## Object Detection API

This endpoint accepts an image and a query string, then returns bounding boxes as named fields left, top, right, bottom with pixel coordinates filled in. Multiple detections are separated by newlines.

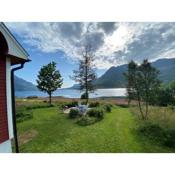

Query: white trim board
left=6, top=58, right=13, bottom=139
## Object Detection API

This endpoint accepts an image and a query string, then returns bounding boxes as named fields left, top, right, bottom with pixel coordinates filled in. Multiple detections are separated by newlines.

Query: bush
left=69, top=109, right=80, bottom=119
left=163, top=129, right=175, bottom=147
left=116, top=104, right=129, bottom=108
left=139, top=123, right=175, bottom=148
left=26, top=104, right=54, bottom=110
left=139, top=123, right=164, bottom=141
left=16, top=111, right=33, bottom=123
left=62, top=101, right=78, bottom=108
left=26, top=96, right=38, bottom=99
left=87, top=108, right=104, bottom=119
left=168, top=105, right=175, bottom=111
left=77, top=116, right=97, bottom=126
left=103, top=104, right=112, bottom=112
left=89, top=101, right=100, bottom=108
left=81, top=101, right=87, bottom=105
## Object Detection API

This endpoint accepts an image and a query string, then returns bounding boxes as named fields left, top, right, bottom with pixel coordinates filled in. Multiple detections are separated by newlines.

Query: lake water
left=15, top=88, right=127, bottom=98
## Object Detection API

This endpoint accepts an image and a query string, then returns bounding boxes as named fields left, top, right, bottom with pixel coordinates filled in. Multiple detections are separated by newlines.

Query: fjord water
left=15, top=88, right=127, bottom=98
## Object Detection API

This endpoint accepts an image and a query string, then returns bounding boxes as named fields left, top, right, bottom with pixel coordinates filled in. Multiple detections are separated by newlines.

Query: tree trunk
left=137, top=96, right=145, bottom=120
left=49, top=93, right=52, bottom=106
left=85, top=57, right=88, bottom=105
left=86, top=91, right=88, bottom=105
left=145, top=101, right=148, bottom=120
left=128, top=98, right=131, bottom=106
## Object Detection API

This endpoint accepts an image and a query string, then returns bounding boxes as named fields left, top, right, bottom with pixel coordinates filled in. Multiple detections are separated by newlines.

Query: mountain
left=152, top=58, right=175, bottom=84
left=94, top=58, right=175, bottom=88
left=69, top=84, right=81, bottom=89
left=14, top=76, right=37, bottom=91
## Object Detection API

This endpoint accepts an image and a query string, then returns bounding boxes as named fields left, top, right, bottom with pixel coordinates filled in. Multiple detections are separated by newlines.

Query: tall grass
left=130, top=105, right=175, bottom=129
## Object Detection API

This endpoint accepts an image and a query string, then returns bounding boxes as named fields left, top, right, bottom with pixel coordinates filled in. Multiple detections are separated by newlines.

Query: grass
left=16, top=101, right=175, bottom=153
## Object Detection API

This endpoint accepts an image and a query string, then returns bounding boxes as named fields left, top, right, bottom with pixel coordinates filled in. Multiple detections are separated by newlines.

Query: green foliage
left=124, top=59, right=161, bottom=119
left=139, top=123, right=175, bottom=148
left=103, top=104, right=112, bottom=112
left=163, top=129, right=175, bottom=147
left=116, top=104, right=129, bottom=108
left=168, top=105, right=175, bottom=111
left=36, top=61, right=63, bottom=104
left=89, top=101, right=100, bottom=108
left=157, top=87, right=174, bottom=106
left=16, top=102, right=175, bottom=152
left=150, top=81, right=175, bottom=106
left=139, top=124, right=164, bottom=141
left=16, top=111, right=33, bottom=123
left=62, top=101, right=78, bottom=108
left=81, top=101, right=87, bottom=105
left=76, top=116, right=97, bottom=126
left=71, top=45, right=97, bottom=104
left=26, top=104, right=54, bottom=110
left=81, top=92, right=89, bottom=100
left=87, top=108, right=104, bottom=119
left=26, top=96, right=38, bottom=99
left=69, top=109, right=80, bottom=119
left=123, top=60, right=138, bottom=102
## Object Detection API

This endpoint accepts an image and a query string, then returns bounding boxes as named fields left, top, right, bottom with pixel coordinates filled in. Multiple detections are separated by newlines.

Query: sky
left=6, top=22, right=175, bottom=88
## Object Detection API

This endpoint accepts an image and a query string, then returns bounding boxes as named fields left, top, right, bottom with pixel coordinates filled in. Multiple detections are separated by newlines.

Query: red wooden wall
left=0, top=57, right=9, bottom=143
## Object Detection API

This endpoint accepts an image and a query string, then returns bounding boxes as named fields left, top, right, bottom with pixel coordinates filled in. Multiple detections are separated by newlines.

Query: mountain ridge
left=94, top=58, right=175, bottom=88
left=15, top=58, right=175, bottom=91
left=14, top=75, right=37, bottom=91
left=70, top=58, right=175, bottom=89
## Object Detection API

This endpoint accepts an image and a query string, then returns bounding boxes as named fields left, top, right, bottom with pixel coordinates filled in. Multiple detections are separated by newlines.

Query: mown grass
left=16, top=100, right=175, bottom=153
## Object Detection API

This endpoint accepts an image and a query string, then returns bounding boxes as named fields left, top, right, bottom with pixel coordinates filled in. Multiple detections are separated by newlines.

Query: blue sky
left=13, top=42, right=105, bottom=88
left=8, top=25, right=106, bottom=88
left=6, top=22, right=175, bottom=87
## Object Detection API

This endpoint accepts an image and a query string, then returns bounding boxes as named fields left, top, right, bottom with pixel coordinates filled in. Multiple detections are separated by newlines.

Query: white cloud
left=6, top=22, right=175, bottom=69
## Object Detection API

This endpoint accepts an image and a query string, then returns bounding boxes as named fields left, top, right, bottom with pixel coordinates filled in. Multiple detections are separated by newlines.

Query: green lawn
left=17, top=106, right=175, bottom=153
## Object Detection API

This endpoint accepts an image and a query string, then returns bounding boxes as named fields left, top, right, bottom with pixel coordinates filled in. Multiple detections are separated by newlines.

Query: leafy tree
left=154, top=81, right=175, bottom=106
left=123, top=60, right=138, bottom=105
left=71, top=45, right=97, bottom=104
left=138, top=60, right=160, bottom=119
left=36, top=61, right=63, bottom=105
left=124, top=59, right=160, bottom=120
left=170, top=80, right=175, bottom=105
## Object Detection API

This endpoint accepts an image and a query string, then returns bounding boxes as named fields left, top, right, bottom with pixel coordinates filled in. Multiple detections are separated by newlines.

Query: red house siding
left=0, top=57, right=9, bottom=143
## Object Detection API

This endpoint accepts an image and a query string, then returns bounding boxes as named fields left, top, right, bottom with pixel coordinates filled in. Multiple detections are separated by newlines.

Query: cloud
left=6, top=22, right=175, bottom=69
left=97, top=22, right=117, bottom=34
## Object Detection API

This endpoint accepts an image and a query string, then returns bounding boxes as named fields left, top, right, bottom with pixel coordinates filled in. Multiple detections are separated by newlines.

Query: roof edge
left=0, top=22, right=29, bottom=57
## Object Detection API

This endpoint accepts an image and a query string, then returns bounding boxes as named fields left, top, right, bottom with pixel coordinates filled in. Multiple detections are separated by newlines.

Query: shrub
left=116, top=104, right=129, bottom=108
left=16, top=111, right=33, bottom=123
left=163, top=129, right=175, bottom=147
left=26, top=96, right=38, bottom=99
left=69, top=109, right=80, bottom=119
left=81, top=101, right=87, bottom=105
left=103, top=104, right=112, bottom=112
left=77, top=116, right=97, bottom=126
left=168, top=105, right=175, bottom=111
left=89, top=101, right=100, bottom=108
left=87, top=108, right=104, bottom=119
left=26, top=104, right=54, bottom=110
left=63, top=101, right=78, bottom=108
left=139, top=123, right=175, bottom=148
left=138, top=123, right=164, bottom=141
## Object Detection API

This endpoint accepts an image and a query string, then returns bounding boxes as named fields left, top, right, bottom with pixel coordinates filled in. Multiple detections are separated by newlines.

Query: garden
left=15, top=98, right=175, bottom=153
